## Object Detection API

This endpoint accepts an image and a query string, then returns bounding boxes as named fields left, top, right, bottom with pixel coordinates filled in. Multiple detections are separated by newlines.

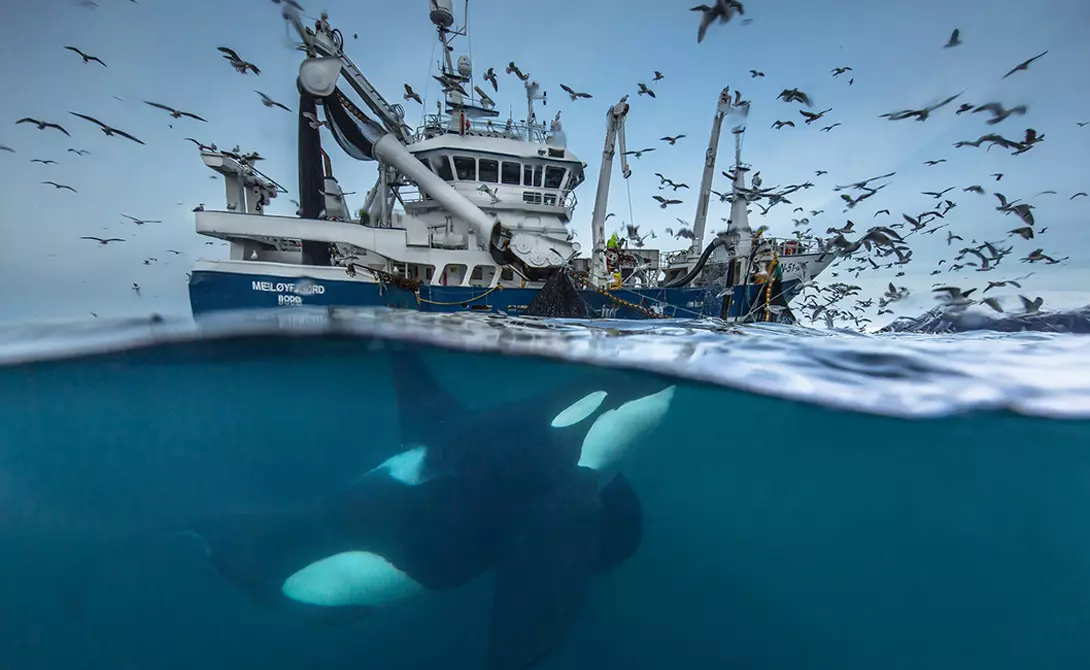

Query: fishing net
left=525, top=271, right=590, bottom=318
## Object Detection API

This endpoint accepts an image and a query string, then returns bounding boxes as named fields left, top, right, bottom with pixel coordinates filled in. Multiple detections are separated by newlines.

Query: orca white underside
left=573, top=386, right=677, bottom=477
left=281, top=550, right=425, bottom=607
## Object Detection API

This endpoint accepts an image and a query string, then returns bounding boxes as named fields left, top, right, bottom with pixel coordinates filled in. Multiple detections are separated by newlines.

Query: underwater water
left=1, top=308, right=1089, bottom=670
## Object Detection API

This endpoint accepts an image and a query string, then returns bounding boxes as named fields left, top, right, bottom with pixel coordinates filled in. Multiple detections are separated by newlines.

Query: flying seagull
left=218, top=47, right=261, bottom=75
left=42, top=181, right=76, bottom=192
left=144, top=101, right=207, bottom=122
left=255, top=91, right=291, bottom=111
left=64, top=46, right=106, bottom=66
left=69, top=112, right=145, bottom=144
left=16, top=118, right=70, bottom=136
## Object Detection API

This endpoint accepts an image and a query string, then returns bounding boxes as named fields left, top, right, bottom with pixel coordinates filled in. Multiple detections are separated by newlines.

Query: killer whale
left=71, top=349, right=677, bottom=669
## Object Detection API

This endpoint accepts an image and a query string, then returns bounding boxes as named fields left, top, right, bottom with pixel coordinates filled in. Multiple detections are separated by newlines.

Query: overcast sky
left=1, top=0, right=1088, bottom=325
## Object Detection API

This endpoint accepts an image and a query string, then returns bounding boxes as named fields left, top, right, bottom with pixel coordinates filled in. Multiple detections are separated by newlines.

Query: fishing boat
left=187, top=0, right=835, bottom=322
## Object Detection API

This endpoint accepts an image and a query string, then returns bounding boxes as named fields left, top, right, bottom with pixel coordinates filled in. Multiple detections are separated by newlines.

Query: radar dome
left=457, top=55, right=472, bottom=77
left=429, top=0, right=454, bottom=28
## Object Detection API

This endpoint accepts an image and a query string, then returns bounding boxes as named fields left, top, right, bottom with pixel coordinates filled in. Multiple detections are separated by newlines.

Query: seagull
left=30, top=159, right=57, bottom=165
left=637, top=82, right=655, bottom=98
left=144, top=101, right=207, bottom=122
left=67, top=148, right=91, bottom=155
left=691, top=0, right=745, bottom=44
left=403, top=84, right=423, bottom=104
left=255, top=91, right=291, bottom=111
left=983, top=280, right=1021, bottom=293
left=831, top=67, right=852, bottom=77
left=944, top=29, right=961, bottom=48
left=660, top=134, right=686, bottom=144
left=653, top=71, right=665, bottom=81
left=81, top=236, right=125, bottom=245
left=483, top=67, right=498, bottom=91
left=559, top=84, right=592, bottom=101
left=0, top=145, right=13, bottom=152
left=777, top=88, right=813, bottom=105
left=749, top=69, right=765, bottom=77
left=122, top=214, right=161, bottom=225
left=971, top=102, right=1027, bottom=125
left=1002, top=51, right=1047, bottom=79
left=64, top=46, right=106, bottom=66
left=69, top=112, right=145, bottom=144
left=504, top=62, right=529, bottom=81
left=302, top=111, right=327, bottom=129
left=15, top=118, right=70, bottom=136
left=42, top=181, right=76, bottom=192
left=218, top=47, right=261, bottom=75
left=799, top=108, right=832, bottom=124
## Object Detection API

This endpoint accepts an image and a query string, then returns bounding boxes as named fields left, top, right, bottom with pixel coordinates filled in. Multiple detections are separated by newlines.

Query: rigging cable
left=464, top=0, right=474, bottom=97
left=624, top=176, right=636, bottom=246
left=421, top=36, right=438, bottom=129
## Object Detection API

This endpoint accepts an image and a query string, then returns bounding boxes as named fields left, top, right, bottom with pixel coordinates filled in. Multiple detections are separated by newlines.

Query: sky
left=0, top=0, right=1088, bottom=326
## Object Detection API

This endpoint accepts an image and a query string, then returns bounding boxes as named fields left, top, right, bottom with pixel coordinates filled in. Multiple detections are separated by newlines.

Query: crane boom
left=289, top=12, right=412, bottom=144
left=588, top=97, right=632, bottom=285
left=689, top=88, right=732, bottom=258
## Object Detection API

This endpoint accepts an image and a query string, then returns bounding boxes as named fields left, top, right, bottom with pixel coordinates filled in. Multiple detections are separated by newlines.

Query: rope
left=417, top=284, right=503, bottom=306
left=354, top=264, right=420, bottom=292
left=764, top=250, right=779, bottom=322
left=422, top=34, right=437, bottom=128
left=567, top=270, right=666, bottom=319
left=624, top=177, right=636, bottom=237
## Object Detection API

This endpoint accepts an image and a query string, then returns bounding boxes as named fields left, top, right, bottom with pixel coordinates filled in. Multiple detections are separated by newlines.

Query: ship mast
left=724, top=128, right=752, bottom=236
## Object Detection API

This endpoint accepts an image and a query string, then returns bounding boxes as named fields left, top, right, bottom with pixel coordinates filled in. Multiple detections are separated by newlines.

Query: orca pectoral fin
left=485, top=467, right=601, bottom=670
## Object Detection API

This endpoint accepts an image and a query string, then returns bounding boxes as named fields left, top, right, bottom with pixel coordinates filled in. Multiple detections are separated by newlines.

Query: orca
left=71, top=350, right=677, bottom=669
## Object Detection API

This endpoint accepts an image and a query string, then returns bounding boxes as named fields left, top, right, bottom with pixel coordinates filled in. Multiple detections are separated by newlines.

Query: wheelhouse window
left=478, top=158, right=499, bottom=183
left=501, top=161, right=521, bottom=185
left=523, top=165, right=542, bottom=187
left=430, top=155, right=454, bottom=181
left=543, top=166, right=566, bottom=189
left=453, top=156, right=476, bottom=181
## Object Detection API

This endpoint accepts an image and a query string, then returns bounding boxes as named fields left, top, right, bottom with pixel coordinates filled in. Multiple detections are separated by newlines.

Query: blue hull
left=189, top=269, right=800, bottom=322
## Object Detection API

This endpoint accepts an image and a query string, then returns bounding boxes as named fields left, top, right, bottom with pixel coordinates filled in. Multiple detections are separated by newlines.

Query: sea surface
left=1, top=307, right=1089, bottom=670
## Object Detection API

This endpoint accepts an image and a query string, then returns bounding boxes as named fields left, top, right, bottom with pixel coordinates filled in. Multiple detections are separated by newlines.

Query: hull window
left=501, top=161, right=521, bottom=185
left=454, top=156, right=476, bottom=181
left=478, top=159, right=499, bottom=183
left=523, top=165, right=542, bottom=187
left=543, top=166, right=566, bottom=189
left=430, top=155, right=454, bottom=181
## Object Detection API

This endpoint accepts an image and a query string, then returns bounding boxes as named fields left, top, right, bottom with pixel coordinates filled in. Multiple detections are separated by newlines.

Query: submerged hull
left=188, top=261, right=807, bottom=322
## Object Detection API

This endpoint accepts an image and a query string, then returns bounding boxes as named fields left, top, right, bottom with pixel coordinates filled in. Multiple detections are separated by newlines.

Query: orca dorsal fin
left=387, top=349, right=467, bottom=449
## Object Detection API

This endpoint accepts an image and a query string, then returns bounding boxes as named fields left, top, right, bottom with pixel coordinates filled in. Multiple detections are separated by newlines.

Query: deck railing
left=412, top=115, right=552, bottom=143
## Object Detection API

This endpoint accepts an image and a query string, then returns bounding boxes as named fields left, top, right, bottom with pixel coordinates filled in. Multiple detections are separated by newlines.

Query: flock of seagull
left=1, top=0, right=1085, bottom=329
left=470, top=5, right=1081, bottom=330
left=0, top=2, right=300, bottom=302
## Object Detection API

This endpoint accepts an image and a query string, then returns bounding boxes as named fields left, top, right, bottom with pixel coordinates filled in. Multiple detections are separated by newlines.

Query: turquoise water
left=1, top=308, right=1089, bottom=669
